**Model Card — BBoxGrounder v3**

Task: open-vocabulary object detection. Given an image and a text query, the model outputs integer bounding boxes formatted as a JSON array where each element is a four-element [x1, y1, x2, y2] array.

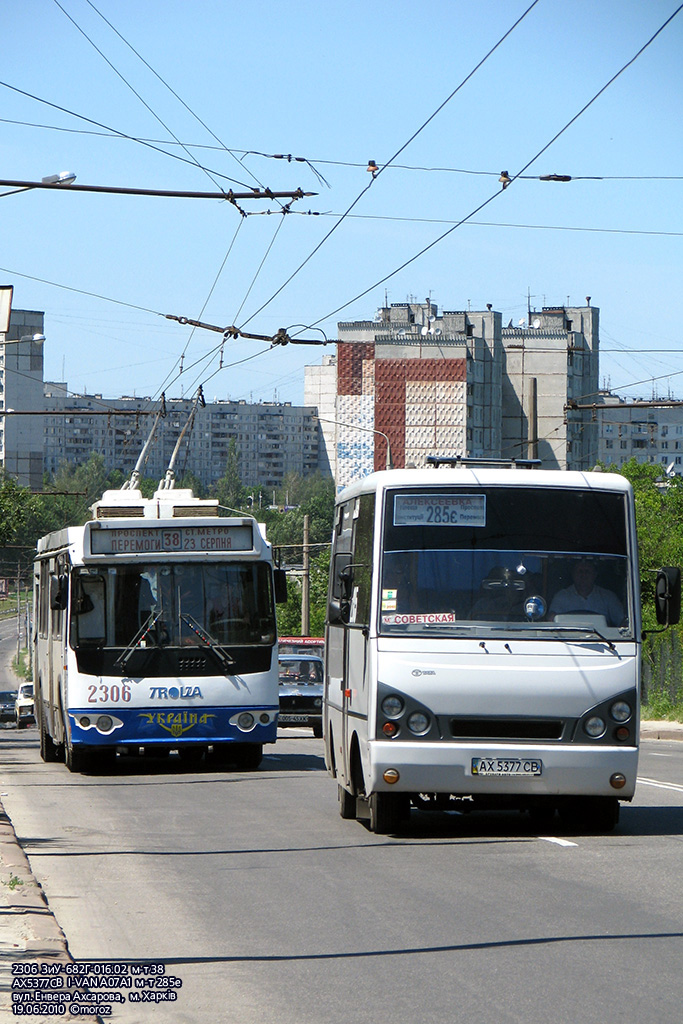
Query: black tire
[[368, 792, 406, 835], [39, 715, 59, 763], [231, 743, 263, 770], [338, 784, 356, 820], [65, 737, 92, 774], [559, 795, 620, 834], [312, 721, 323, 739]]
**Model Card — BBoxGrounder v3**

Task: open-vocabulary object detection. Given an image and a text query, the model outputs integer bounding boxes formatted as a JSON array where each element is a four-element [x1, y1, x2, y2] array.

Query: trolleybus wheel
[[39, 716, 59, 763], [230, 743, 263, 770]]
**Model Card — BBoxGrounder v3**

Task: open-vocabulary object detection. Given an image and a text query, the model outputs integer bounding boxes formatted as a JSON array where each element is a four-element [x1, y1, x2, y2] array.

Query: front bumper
[[367, 740, 638, 799]]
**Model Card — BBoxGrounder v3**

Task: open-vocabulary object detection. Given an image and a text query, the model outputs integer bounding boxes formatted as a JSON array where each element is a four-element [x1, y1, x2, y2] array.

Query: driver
[[550, 558, 624, 626]]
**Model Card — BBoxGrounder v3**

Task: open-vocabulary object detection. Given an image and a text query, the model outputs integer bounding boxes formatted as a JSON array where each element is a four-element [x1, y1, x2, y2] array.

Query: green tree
[[215, 439, 245, 511]]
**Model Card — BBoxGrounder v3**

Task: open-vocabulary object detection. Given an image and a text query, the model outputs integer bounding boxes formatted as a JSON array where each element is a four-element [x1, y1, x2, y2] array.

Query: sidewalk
[[0, 797, 81, 1021]]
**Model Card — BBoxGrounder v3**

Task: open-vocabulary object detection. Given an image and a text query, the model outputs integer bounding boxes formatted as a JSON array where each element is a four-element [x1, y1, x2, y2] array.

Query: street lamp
[[318, 417, 394, 470], [0, 171, 76, 198]]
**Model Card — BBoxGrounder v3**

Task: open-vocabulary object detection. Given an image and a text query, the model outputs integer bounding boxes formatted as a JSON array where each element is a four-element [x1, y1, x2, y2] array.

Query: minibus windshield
[[380, 486, 632, 640]]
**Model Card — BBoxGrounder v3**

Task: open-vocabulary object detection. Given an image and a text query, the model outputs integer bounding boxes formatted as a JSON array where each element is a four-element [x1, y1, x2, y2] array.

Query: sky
[[2, 0, 682, 415]]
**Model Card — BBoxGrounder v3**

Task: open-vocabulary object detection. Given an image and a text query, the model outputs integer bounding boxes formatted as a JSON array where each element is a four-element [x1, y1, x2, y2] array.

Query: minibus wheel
[[368, 792, 406, 835], [338, 784, 356, 819]]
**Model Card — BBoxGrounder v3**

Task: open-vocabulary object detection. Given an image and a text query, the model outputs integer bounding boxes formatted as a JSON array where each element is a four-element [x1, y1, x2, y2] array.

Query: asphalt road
[[1, 727, 682, 1024]]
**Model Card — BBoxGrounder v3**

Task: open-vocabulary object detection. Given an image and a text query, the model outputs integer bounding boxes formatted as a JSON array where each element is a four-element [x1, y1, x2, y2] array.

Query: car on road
[[278, 654, 324, 738], [0, 688, 18, 725], [15, 682, 35, 729]]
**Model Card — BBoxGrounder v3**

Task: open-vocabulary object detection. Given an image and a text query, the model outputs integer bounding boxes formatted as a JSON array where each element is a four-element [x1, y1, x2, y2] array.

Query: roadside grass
[[12, 650, 32, 682], [641, 686, 683, 722]]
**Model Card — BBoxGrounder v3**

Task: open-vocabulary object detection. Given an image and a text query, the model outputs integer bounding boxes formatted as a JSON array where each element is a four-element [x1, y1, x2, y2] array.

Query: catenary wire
[[305, 2, 683, 331], [3, 117, 682, 183], [236, 0, 540, 331], [52, 0, 226, 191]]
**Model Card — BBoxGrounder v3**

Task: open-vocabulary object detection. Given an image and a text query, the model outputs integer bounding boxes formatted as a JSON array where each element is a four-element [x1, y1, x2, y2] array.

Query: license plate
[[472, 757, 542, 776], [280, 715, 309, 723]]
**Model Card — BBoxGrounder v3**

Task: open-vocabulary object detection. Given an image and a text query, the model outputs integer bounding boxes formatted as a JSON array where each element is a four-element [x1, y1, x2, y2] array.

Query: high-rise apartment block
[[305, 299, 599, 486], [42, 384, 321, 490], [0, 309, 45, 490]]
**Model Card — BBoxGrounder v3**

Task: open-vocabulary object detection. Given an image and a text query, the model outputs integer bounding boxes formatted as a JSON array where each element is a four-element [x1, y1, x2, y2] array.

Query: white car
[[15, 683, 35, 729]]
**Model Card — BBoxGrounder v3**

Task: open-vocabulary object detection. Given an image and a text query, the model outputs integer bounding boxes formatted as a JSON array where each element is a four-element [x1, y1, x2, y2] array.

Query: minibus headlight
[[381, 695, 404, 719], [407, 711, 430, 735], [584, 715, 606, 738], [610, 701, 631, 723]]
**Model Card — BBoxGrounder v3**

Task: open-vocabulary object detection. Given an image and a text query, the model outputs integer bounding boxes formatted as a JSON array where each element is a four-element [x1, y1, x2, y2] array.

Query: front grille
[[450, 717, 564, 741], [280, 696, 320, 712], [178, 655, 209, 673]]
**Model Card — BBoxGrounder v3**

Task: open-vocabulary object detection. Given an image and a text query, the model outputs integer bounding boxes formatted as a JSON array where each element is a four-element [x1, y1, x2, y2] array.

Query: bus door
[[327, 493, 375, 788]]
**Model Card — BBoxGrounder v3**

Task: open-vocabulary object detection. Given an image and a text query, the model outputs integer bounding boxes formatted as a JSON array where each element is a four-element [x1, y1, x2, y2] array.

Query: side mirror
[[273, 568, 288, 605], [49, 574, 67, 611], [655, 567, 681, 626], [328, 597, 351, 626]]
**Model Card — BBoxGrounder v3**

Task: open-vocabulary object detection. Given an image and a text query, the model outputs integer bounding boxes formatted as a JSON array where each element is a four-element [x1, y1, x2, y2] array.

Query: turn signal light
[[615, 726, 630, 741], [610, 773, 627, 790], [383, 722, 398, 737], [383, 769, 400, 784]]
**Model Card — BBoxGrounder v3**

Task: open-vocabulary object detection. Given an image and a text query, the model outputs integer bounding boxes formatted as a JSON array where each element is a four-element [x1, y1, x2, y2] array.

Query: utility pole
[[301, 515, 310, 636], [16, 562, 21, 665], [527, 377, 538, 461]]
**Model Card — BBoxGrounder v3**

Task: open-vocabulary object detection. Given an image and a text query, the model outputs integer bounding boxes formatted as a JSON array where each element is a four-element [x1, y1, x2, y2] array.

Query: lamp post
[[318, 417, 394, 470]]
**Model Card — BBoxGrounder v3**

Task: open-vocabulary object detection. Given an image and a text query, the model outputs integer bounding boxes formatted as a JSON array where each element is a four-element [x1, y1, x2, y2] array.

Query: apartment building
[[596, 392, 683, 474], [0, 309, 45, 490], [43, 384, 321, 490], [305, 299, 599, 487]]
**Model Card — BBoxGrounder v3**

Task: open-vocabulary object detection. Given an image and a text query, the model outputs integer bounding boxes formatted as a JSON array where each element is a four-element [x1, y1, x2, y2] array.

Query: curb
[[0, 798, 79, 1021]]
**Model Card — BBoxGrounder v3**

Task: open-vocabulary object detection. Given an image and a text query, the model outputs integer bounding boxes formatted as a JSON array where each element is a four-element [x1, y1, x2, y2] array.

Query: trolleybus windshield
[[71, 561, 276, 650], [380, 486, 632, 639]]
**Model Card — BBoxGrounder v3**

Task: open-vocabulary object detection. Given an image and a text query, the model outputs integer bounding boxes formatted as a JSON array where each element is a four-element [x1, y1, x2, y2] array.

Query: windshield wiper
[[546, 622, 618, 652], [180, 614, 236, 674], [115, 611, 164, 670]]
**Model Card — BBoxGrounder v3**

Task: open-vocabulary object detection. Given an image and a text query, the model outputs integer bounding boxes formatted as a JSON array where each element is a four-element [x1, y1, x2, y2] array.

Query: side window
[[351, 493, 375, 626], [329, 501, 354, 604], [38, 561, 50, 638]]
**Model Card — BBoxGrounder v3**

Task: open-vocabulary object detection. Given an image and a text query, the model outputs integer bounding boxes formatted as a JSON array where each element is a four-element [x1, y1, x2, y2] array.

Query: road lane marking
[[538, 836, 578, 847], [637, 777, 683, 794]]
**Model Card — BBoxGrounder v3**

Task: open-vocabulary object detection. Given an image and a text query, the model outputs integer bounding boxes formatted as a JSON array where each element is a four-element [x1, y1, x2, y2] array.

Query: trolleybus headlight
[[79, 716, 91, 728], [610, 701, 631, 723], [407, 711, 431, 735], [259, 713, 270, 724], [238, 713, 255, 731], [381, 695, 404, 718], [584, 715, 606, 738], [97, 716, 113, 733]]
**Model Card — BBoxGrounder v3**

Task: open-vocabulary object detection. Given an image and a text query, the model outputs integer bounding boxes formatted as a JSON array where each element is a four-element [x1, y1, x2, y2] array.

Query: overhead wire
[[80, 0, 281, 199], [0, 81, 255, 190], [305, 1, 683, 332], [52, 0, 225, 191], [236, 0, 541, 331], [3, 116, 682, 183]]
